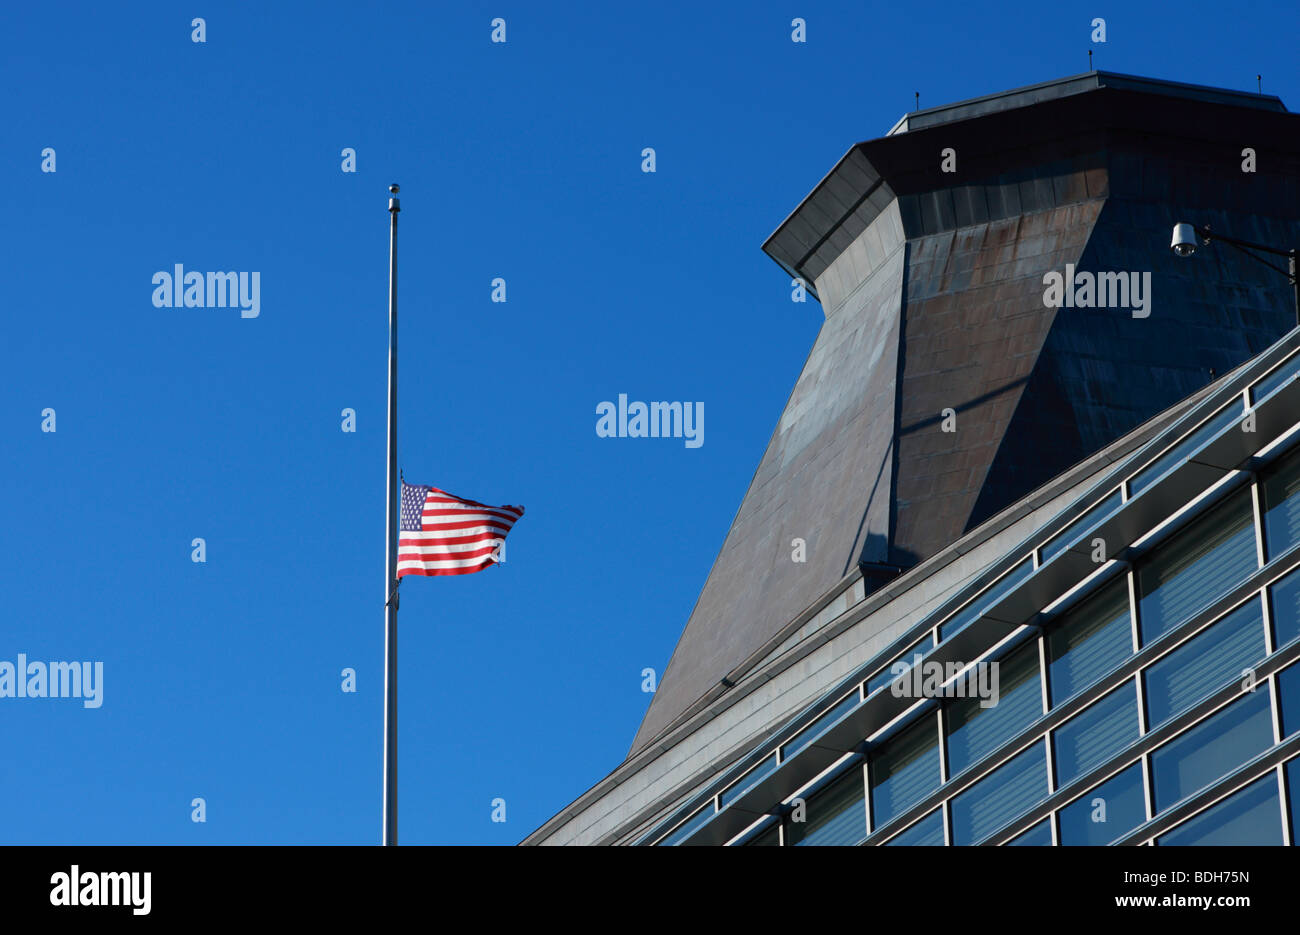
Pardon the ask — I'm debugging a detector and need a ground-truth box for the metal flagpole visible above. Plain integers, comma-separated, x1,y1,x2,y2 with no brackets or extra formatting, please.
383,183,401,846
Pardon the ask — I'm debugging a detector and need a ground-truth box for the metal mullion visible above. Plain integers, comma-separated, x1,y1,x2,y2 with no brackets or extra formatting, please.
936,707,948,783
1134,671,1149,738
1250,472,1268,569
1262,583,1278,659
1038,632,1051,716
1277,763,1292,846
862,760,872,836
937,707,951,845
1269,672,1284,746
1043,733,1056,796
1126,569,1141,654
1040,633,1056,797
1141,753,1155,822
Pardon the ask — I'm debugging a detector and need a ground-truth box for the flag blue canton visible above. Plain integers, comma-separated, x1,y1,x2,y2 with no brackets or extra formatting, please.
400,482,432,532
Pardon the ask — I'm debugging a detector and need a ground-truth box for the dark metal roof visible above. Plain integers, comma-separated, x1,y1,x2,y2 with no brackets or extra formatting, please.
763,71,1291,298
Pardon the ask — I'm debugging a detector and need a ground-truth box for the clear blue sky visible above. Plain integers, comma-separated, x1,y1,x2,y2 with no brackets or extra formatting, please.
2,1,1296,844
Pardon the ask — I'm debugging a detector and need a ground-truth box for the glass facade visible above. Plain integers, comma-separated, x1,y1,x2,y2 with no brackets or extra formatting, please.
1057,762,1146,845
1261,452,1300,562
654,407,1300,847
1135,489,1256,647
949,744,1048,845
1142,599,1266,729
866,635,934,696
786,767,866,846
945,644,1041,777
883,808,944,846
1046,581,1132,707
1149,690,1272,813
1271,567,1300,649
1007,818,1052,846
870,716,941,828
1156,775,1283,846
780,691,861,761
1041,490,1124,565
1052,684,1139,787
939,558,1034,641
1129,401,1243,497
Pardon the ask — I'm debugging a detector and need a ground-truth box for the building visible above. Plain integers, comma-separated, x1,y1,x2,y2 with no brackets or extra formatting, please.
523,72,1300,846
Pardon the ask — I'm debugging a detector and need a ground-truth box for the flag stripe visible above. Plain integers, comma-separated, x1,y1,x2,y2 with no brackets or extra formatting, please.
398,546,501,566
400,530,506,545
399,538,502,554
424,499,523,514
415,519,516,533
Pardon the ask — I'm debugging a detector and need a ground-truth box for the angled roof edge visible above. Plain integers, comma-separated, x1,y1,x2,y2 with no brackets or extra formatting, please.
886,70,1286,136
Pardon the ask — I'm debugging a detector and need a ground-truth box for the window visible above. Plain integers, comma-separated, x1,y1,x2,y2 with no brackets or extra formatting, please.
945,643,1042,777
741,822,781,846
1156,775,1283,846
1006,819,1052,846
1047,580,1132,707
1270,566,1300,649
949,744,1049,845
781,690,861,761
1276,660,1300,739
1042,489,1124,564
1253,352,1300,404
866,635,933,696
1129,401,1243,497
884,808,945,846
939,558,1034,641
1057,762,1146,846
870,716,941,829
1150,690,1273,813
787,766,867,846
1261,448,1300,561
720,753,778,808
1136,489,1257,646
658,802,714,845
1052,684,1140,787
1142,598,1266,729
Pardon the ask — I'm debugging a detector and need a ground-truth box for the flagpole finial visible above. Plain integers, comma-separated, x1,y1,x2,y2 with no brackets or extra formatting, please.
389,183,400,213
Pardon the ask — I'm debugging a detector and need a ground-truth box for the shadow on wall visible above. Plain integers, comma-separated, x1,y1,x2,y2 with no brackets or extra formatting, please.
857,532,918,596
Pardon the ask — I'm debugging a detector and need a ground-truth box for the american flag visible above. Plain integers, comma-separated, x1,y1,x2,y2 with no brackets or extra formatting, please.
397,481,525,577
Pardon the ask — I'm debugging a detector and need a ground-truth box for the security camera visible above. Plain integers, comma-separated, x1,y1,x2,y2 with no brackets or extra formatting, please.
1171,223,1198,257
